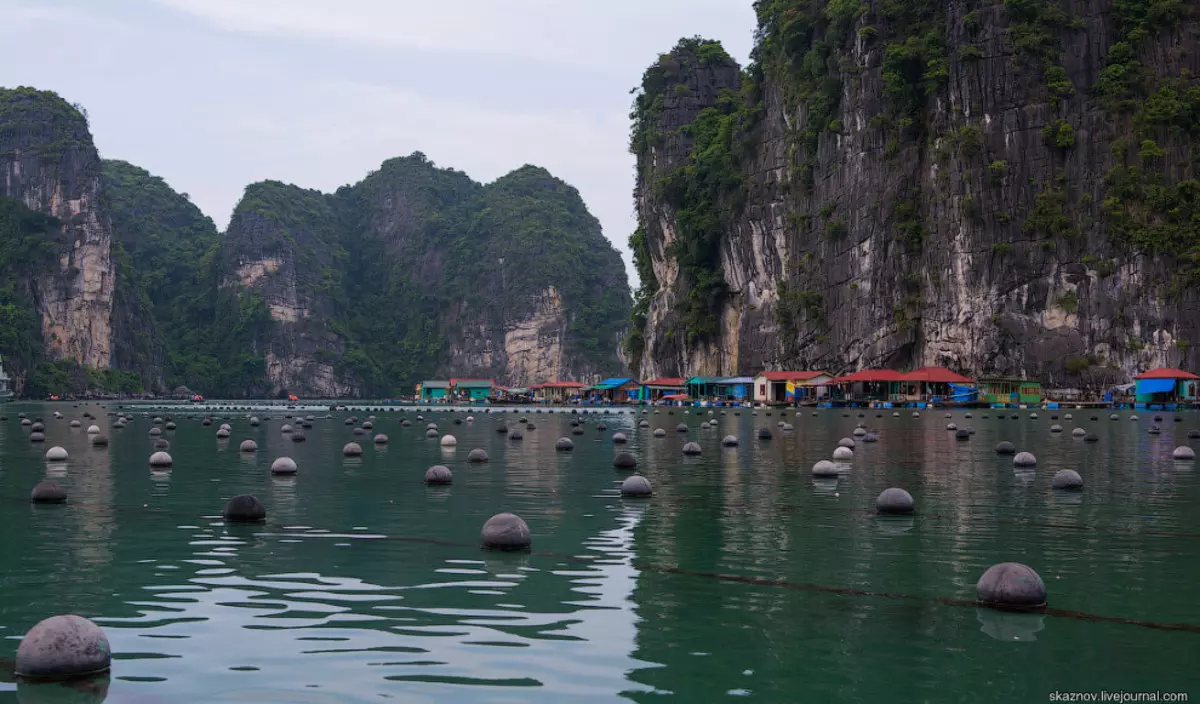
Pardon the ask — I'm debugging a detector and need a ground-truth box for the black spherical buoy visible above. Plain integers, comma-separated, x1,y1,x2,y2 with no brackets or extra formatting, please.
343,442,363,457
149,451,173,468
90,434,109,447
976,562,1047,610
468,448,489,463
955,429,971,440
509,429,525,440
14,614,111,680
722,435,739,447
291,431,307,442
29,432,45,443
223,494,266,523
30,481,67,504
612,432,628,444
620,475,653,497
572,427,585,436
876,487,914,514
613,452,637,469
653,428,666,437
424,465,453,485
676,423,688,433
556,437,574,452
481,513,531,551
995,441,1016,455
757,428,772,440
682,442,702,455
1052,470,1083,489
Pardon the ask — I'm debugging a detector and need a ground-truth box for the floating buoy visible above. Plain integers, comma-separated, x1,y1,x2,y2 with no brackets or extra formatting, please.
1051,470,1083,489
876,488,914,514
653,428,666,437
270,457,297,475
373,434,389,444
90,434,109,446
976,563,1046,610
1012,451,1037,467
223,494,266,523
556,437,574,451
468,448,489,463
613,452,637,469
833,446,853,460
995,441,1016,455
811,460,838,478
239,440,257,452
722,435,739,447
757,428,772,440
343,443,362,457
15,615,111,680
620,475,653,497
424,465,453,485
682,442,702,455
838,437,855,449
1174,446,1196,460
45,446,68,461
30,480,67,503
612,432,628,444
149,451,172,468
481,513,531,550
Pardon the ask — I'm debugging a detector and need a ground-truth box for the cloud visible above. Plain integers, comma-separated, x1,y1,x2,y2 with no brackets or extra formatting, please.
1,0,757,288
152,0,753,70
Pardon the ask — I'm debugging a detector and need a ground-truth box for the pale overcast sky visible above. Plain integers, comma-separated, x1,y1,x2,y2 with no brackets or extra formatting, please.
0,0,755,286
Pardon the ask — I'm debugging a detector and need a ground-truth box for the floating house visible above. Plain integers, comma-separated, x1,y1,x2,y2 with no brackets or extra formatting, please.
450,378,494,401
684,376,727,401
753,371,831,403
976,377,1043,406
639,377,686,402
824,369,908,403
684,376,753,403
584,378,641,403
1133,368,1199,404
418,380,450,401
530,381,586,403
895,367,975,403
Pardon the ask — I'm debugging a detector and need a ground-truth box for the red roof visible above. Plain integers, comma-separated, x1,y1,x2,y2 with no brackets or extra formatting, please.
531,381,587,389
1134,367,1200,380
827,369,908,384
661,393,690,400
900,366,974,383
758,371,829,382
643,377,687,386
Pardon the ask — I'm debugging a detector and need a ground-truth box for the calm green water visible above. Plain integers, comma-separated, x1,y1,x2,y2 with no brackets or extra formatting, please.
0,403,1198,703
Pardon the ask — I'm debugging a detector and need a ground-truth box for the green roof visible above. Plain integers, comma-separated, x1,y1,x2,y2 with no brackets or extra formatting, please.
685,376,726,385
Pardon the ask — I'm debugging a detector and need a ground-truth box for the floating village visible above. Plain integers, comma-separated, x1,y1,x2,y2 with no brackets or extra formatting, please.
412,366,1200,410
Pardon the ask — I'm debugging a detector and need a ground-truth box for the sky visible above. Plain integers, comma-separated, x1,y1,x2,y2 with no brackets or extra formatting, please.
0,0,756,287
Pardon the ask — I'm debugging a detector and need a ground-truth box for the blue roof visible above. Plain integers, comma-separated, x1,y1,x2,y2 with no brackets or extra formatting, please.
1136,378,1177,394
685,376,726,385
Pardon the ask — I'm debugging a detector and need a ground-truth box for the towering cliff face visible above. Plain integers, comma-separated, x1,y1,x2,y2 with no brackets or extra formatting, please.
0,88,114,369
216,155,630,397
218,182,356,397
629,2,1200,387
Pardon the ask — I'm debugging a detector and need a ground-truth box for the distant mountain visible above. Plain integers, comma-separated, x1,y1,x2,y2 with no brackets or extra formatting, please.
0,87,631,397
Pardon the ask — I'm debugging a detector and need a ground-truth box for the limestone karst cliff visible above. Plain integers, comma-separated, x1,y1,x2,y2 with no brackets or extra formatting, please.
0,88,114,373
0,88,630,397
627,1,1200,387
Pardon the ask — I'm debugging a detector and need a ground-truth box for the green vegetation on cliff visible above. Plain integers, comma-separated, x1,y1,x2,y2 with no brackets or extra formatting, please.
0,197,62,385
